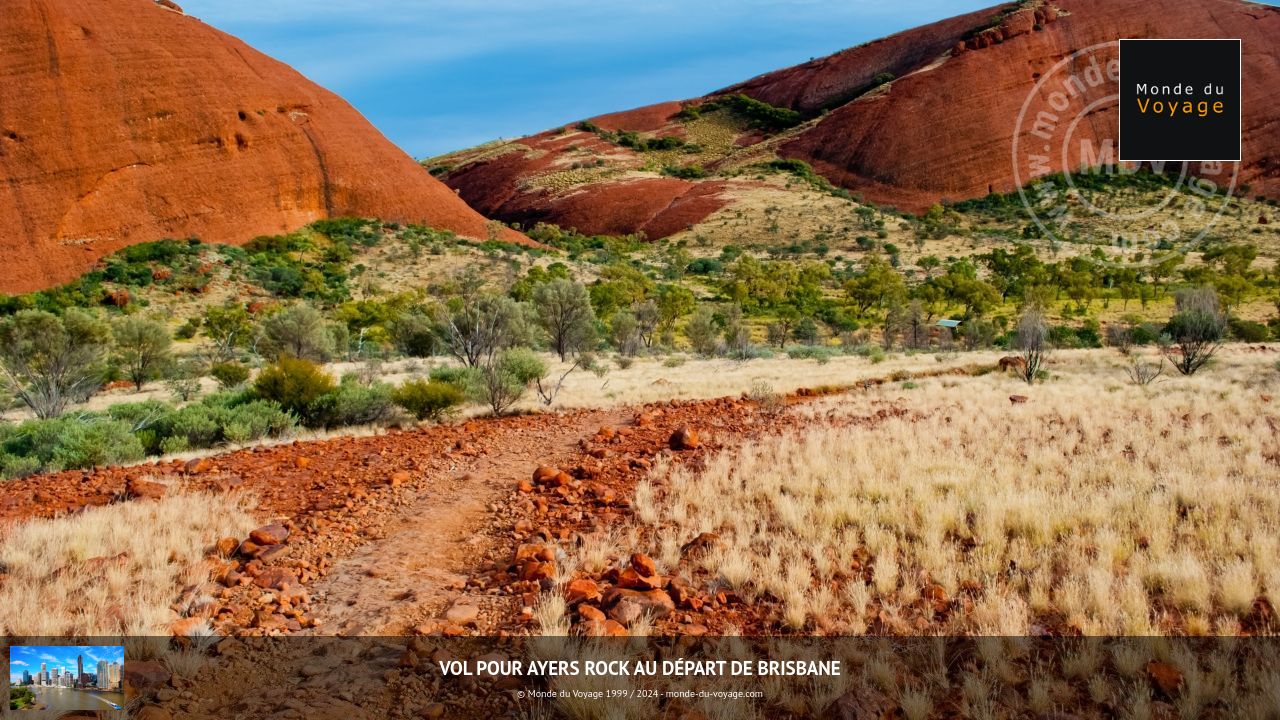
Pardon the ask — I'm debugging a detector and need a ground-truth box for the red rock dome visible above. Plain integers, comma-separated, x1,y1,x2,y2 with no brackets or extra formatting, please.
0,0,529,294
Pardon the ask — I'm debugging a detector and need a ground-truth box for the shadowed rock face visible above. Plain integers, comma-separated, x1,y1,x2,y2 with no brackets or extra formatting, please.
439,0,1278,234
0,0,527,294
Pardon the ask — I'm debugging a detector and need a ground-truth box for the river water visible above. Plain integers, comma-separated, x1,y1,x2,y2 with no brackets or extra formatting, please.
15,686,127,716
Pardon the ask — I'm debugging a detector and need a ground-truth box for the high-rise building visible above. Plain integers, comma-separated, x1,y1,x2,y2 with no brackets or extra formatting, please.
40,663,47,686
97,660,110,689
77,655,84,688
21,670,32,685
108,661,121,690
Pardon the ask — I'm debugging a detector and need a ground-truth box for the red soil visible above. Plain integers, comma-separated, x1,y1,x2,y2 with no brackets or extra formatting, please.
0,0,528,294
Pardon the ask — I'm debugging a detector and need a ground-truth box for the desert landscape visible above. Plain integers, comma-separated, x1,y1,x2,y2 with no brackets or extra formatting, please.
2,0,1279,718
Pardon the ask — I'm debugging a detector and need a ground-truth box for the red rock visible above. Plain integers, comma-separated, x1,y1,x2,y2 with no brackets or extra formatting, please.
294,457,311,469
1147,661,1183,695
249,523,290,546
136,707,173,720
184,458,213,475
532,466,560,485
252,567,299,591
126,476,167,501
0,0,532,294
617,568,664,591
389,470,411,487
680,532,720,557
630,553,658,577
669,427,701,451
564,578,601,605
170,617,205,637
606,588,675,621
441,0,1279,224
214,537,239,557
123,660,171,695
518,561,556,582
1009,395,1030,404
517,479,535,493
578,604,606,622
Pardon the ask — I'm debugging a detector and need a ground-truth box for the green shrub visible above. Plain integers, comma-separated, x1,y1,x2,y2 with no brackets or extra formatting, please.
428,365,481,392
473,348,546,415
253,357,336,421
1229,318,1270,342
309,376,397,428
210,361,251,389
0,416,144,477
392,379,466,421
786,345,837,363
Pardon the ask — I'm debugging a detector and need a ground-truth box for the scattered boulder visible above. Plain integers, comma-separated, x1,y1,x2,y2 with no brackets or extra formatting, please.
249,523,289,546
669,427,701,451
564,578,601,605
125,476,167,501
1009,395,1029,404
680,532,721,557
1146,661,1183,696
123,660,171,695
630,553,658,577
445,603,479,626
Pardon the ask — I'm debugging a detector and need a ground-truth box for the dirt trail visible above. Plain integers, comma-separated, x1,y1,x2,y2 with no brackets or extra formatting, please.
308,408,630,635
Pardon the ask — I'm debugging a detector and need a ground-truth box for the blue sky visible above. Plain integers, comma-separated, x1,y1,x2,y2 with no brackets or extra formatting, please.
9,645,124,683
180,0,995,158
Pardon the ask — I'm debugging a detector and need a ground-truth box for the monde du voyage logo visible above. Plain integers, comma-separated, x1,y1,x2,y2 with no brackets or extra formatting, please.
1011,38,1243,270
1119,38,1241,162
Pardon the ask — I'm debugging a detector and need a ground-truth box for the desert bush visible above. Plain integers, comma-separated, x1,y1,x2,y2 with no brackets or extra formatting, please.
258,304,335,362
1125,356,1165,386
0,416,144,477
1229,318,1270,342
113,315,173,391
1162,287,1226,376
0,309,112,419
532,279,597,361
684,307,719,356
786,345,837,363
428,364,481,391
308,375,398,428
393,379,466,421
210,361,250,389
252,357,336,421
473,347,546,415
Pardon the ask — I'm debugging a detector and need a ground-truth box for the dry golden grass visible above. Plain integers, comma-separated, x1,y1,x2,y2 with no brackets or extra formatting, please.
0,483,256,636
620,346,1280,635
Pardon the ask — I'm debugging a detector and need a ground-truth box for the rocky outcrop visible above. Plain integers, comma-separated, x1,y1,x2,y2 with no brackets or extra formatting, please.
439,0,1278,229
779,0,1279,211
0,0,527,294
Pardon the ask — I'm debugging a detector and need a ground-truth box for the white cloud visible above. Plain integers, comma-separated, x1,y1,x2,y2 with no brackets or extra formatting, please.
12,660,28,666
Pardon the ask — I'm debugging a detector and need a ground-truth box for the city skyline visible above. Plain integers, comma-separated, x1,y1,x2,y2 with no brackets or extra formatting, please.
8,645,124,688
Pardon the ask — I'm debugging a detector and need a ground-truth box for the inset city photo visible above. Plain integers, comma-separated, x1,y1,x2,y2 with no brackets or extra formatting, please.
8,646,125,716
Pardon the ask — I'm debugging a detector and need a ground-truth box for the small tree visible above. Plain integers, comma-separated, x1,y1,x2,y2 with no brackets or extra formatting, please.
610,311,642,356
474,347,546,415
684,307,718,356
1014,307,1049,385
532,279,596,361
259,304,334,362
0,309,112,419
113,315,173,391
437,295,528,368
1162,287,1226,376
203,304,253,361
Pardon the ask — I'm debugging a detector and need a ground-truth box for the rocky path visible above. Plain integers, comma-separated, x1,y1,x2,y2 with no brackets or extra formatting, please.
307,408,630,635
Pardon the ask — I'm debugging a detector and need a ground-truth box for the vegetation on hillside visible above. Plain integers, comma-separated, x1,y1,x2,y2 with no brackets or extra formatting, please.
1,167,1277,480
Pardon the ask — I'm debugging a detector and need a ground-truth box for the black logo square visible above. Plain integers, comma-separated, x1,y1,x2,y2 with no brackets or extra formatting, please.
1118,39,1240,162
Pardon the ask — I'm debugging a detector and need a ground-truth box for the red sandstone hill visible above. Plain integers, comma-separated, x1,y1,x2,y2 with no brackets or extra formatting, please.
0,0,528,294
436,0,1279,238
